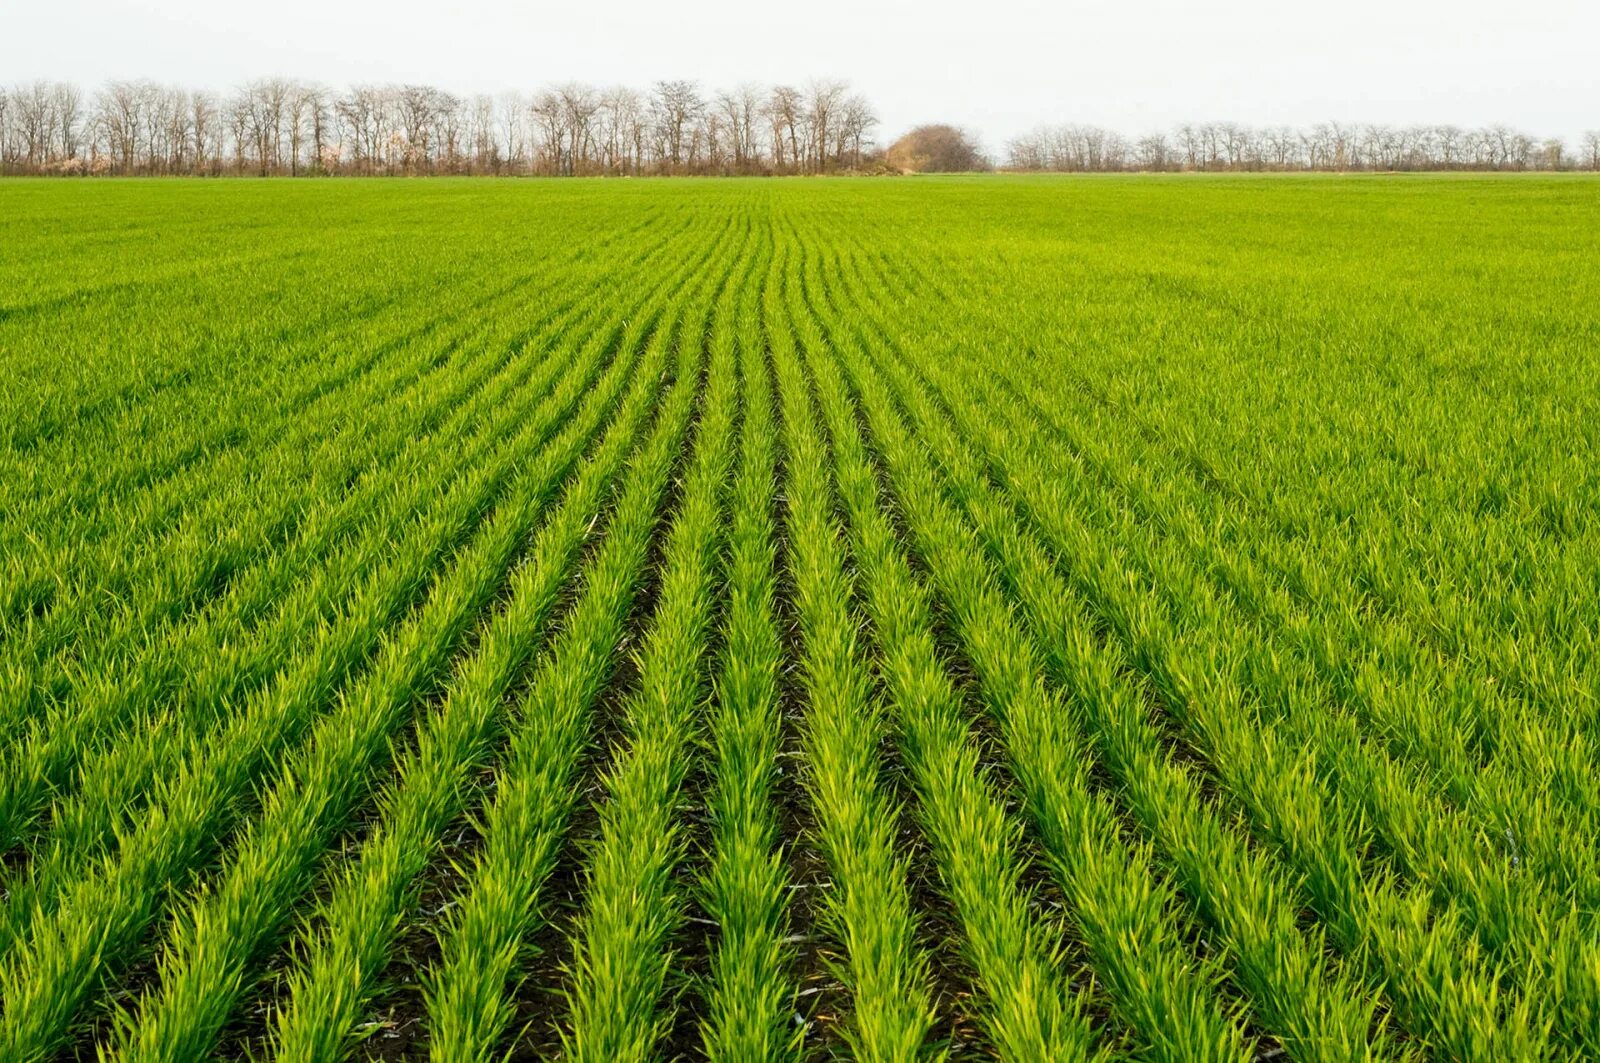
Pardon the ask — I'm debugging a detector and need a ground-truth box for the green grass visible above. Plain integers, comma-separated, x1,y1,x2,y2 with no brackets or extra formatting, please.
0,174,1596,1061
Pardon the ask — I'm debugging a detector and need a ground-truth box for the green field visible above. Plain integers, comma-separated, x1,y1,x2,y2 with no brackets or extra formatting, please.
1,175,1597,1062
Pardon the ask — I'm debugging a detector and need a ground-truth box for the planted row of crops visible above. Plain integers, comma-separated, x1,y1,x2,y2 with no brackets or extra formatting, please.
1,175,1596,1060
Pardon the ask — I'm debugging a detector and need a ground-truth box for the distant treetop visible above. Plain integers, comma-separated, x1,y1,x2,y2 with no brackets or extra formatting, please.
885,125,990,174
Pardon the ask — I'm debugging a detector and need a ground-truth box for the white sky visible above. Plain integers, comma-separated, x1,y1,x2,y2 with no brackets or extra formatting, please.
4,0,1597,149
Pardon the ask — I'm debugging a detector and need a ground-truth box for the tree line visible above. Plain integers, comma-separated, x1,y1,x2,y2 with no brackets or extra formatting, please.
0,78,878,176
1007,121,1600,172
3,77,1597,176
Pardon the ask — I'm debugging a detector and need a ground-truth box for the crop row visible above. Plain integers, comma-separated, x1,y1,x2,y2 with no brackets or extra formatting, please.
2,177,1593,1061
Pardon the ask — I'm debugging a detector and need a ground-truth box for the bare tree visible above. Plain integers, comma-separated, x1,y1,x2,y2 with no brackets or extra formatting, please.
435,92,465,173
298,85,331,174
50,82,84,165
529,89,568,174
224,92,250,174
1135,133,1171,171
765,85,804,173
237,78,292,174
714,84,765,173
498,90,528,172
651,80,703,170
1176,123,1202,170
596,85,647,174
394,84,439,172
95,81,145,173
0,91,12,172
1255,126,1291,169
1433,125,1461,169
467,93,497,173
805,79,847,171
16,82,55,169
283,83,318,175
151,86,191,173
557,83,599,174
190,90,220,174
336,85,388,175
837,94,877,169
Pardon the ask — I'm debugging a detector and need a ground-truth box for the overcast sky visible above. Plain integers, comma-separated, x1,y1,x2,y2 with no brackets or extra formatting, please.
5,0,1597,149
